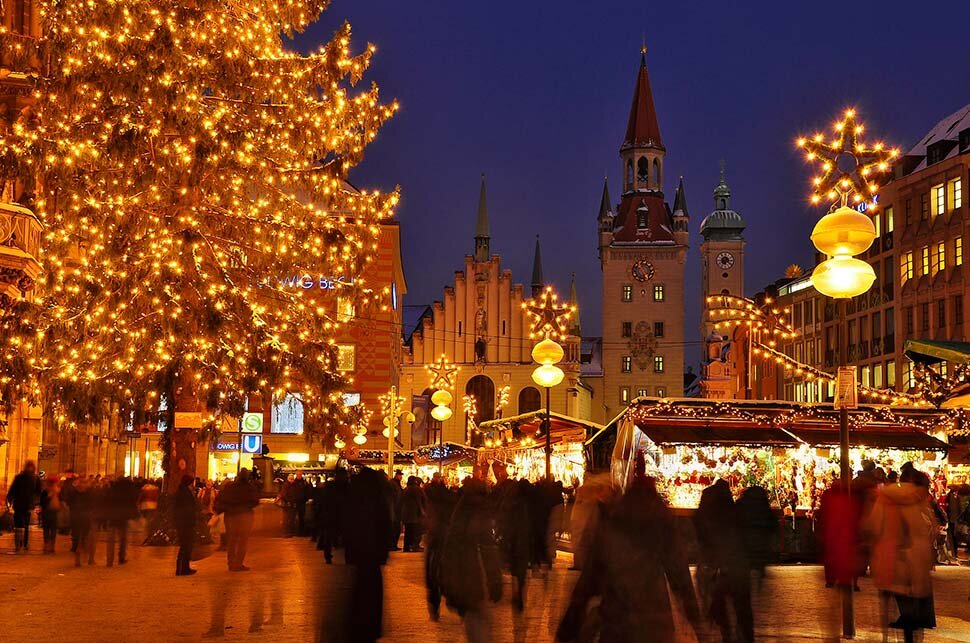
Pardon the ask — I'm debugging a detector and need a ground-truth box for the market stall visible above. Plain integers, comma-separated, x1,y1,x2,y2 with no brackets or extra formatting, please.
348,442,477,484
478,411,603,483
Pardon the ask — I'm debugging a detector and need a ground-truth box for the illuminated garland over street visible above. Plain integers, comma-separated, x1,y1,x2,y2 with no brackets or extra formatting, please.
706,293,795,347
0,1,398,437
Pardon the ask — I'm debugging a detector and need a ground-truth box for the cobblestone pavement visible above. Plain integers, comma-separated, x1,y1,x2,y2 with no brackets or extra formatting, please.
1,511,968,642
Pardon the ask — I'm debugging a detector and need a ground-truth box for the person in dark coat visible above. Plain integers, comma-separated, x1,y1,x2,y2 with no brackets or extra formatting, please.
387,470,404,550
69,477,97,567
556,475,702,643
39,477,62,554
424,473,456,621
342,467,392,643
438,477,503,642
174,475,198,576
491,466,531,612
736,485,777,584
104,476,139,566
816,479,861,590
214,468,260,571
6,460,40,552
315,468,349,563
694,479,754,643
400,476,427,552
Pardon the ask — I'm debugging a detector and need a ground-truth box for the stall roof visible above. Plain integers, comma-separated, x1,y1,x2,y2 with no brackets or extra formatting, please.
904,339,970,365
785,428,948,451
638,425,799,448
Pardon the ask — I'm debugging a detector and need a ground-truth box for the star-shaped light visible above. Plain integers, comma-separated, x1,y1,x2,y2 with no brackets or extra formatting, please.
426,354,459,389
523,285,573,340
796,108,899,208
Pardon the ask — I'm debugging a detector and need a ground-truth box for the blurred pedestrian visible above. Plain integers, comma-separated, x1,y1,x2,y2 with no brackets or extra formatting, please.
401,475,427,552
439,477,503,643
215,468,260,571
6,460,40,553
342,467,392,643
816,479,860,591
174,474,198,576
568,472,613,572
69,477,96,567
736,485,777,584
556,475,702,643
39,477,62,554
104,476,139,566
424,472,456,621
695,479,754,643
277,473,299,537
491,465,530,612
316,468,349,564
294,472,309,536
388,470,404,551
867,468,937,643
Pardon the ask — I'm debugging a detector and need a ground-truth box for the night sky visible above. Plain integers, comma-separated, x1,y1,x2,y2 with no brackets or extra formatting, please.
297,0,970,366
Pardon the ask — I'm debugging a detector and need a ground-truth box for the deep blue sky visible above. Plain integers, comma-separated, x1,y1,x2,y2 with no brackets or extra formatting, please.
297,0,970,365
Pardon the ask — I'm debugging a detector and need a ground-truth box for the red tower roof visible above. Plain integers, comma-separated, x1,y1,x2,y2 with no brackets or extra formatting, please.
622,52,664,151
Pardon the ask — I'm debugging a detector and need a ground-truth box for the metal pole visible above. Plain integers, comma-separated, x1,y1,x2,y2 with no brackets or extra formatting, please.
544,386,551,479
837,297,855,639
746,327,754,399
438,416,443,475
388,385,396,478
236,415,242,476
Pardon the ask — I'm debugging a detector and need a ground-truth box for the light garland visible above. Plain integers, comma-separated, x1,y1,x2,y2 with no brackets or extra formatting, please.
706,293,796,347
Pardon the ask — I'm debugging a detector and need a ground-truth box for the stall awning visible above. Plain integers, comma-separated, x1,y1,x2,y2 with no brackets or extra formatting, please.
903,339,970,365
639,425,800,448
479,411,603,447
786,427,949,451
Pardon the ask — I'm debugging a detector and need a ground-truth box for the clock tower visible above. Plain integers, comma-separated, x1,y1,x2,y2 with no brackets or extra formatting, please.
700,166,746,338
597,47,688,419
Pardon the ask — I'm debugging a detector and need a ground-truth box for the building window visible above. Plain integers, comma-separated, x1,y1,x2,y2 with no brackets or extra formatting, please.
921,302,930,331
920,246,930,275
900,252,913,282
872,211,881,237
636,388,648,398
654,321,664,338
653,355,664,373
885,206,894,233
949,177,963,210
957,237,963,266
886,359,896,388
932,183,945,216
920,193,929,220
458,321,462,337
904,306,914,334
861,365,871,387
938,299,946,328
935,242,946,274
905,199,913,225
272,393,304,435
656,387,666,398
653,284,665,302
621,356,632,372
621,321,632,338
873,363,883,388
621,285,633,302
955,295,964,325
336,296,356,319
904,361,915,389
619,387,630,404
336,344,356,372
502,320,506,336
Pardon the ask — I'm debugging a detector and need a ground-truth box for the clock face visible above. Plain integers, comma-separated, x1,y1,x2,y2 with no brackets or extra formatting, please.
631,260,655,282
716,252,735,270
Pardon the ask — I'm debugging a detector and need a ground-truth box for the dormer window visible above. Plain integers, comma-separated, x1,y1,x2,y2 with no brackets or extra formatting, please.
636,205,649,229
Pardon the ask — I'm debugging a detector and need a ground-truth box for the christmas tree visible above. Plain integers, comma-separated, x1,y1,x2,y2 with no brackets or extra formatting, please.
0,1,398,466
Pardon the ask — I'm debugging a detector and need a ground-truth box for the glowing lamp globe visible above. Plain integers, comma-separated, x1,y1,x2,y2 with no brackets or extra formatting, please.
353,433,367,445
532,338,564,365
810,256,876,299
334,437,346,449
810,206,876,256
532,363,565,388
430,389,453,407
382,427,400,439
430,405,453,422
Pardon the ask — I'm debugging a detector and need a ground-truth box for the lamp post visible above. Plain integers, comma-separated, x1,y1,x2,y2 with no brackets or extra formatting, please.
798,108,897,640
427,354,458,476
531,354,564,479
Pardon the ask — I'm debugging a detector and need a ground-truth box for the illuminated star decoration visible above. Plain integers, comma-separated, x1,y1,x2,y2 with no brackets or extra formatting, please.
523,285,573,340
426,354,459,389
796,108,899,208
706,293,795,348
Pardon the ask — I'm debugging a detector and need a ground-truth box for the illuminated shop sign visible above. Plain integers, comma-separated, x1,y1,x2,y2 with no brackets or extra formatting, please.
254,275,353,290
855,194,879,213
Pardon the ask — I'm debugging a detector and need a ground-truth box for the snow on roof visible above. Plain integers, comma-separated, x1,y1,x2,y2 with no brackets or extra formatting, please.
907,103,970,157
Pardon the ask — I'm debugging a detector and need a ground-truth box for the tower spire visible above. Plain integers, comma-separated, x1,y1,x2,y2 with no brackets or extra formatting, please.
673,176,689,217
569,272,582,337
622,46,663,151
598,176,612,221
474,173,490,262
531,235,544,298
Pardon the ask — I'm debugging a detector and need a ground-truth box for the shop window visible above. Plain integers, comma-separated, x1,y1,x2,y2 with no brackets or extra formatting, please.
272,393,304,435
653,285,665,302
336,344,356,371
621,356,632,373
654,321,664,338
621,285,633,302
621,321,632,338
654,355,664,373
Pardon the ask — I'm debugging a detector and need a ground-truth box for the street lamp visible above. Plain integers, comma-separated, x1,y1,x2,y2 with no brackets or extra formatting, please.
531,351,564,479
799,108,897,640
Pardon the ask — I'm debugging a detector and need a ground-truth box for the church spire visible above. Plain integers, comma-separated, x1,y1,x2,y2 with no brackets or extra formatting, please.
569,272,582,337
673,176,689,217
474,174,490,262
597,177,612,221
622,45,663,152
531,235,544,298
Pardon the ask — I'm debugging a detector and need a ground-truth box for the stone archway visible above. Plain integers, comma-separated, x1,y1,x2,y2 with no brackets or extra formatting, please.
465,374,495,423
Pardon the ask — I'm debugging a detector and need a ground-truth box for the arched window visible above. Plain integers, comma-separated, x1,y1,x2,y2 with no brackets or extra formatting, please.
474,338,487,362
625,160,634,188
719,198,727,210
653,159,661,187
517,387,542,415
465,375,496,424
637,157,649,185
415,387,439,447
